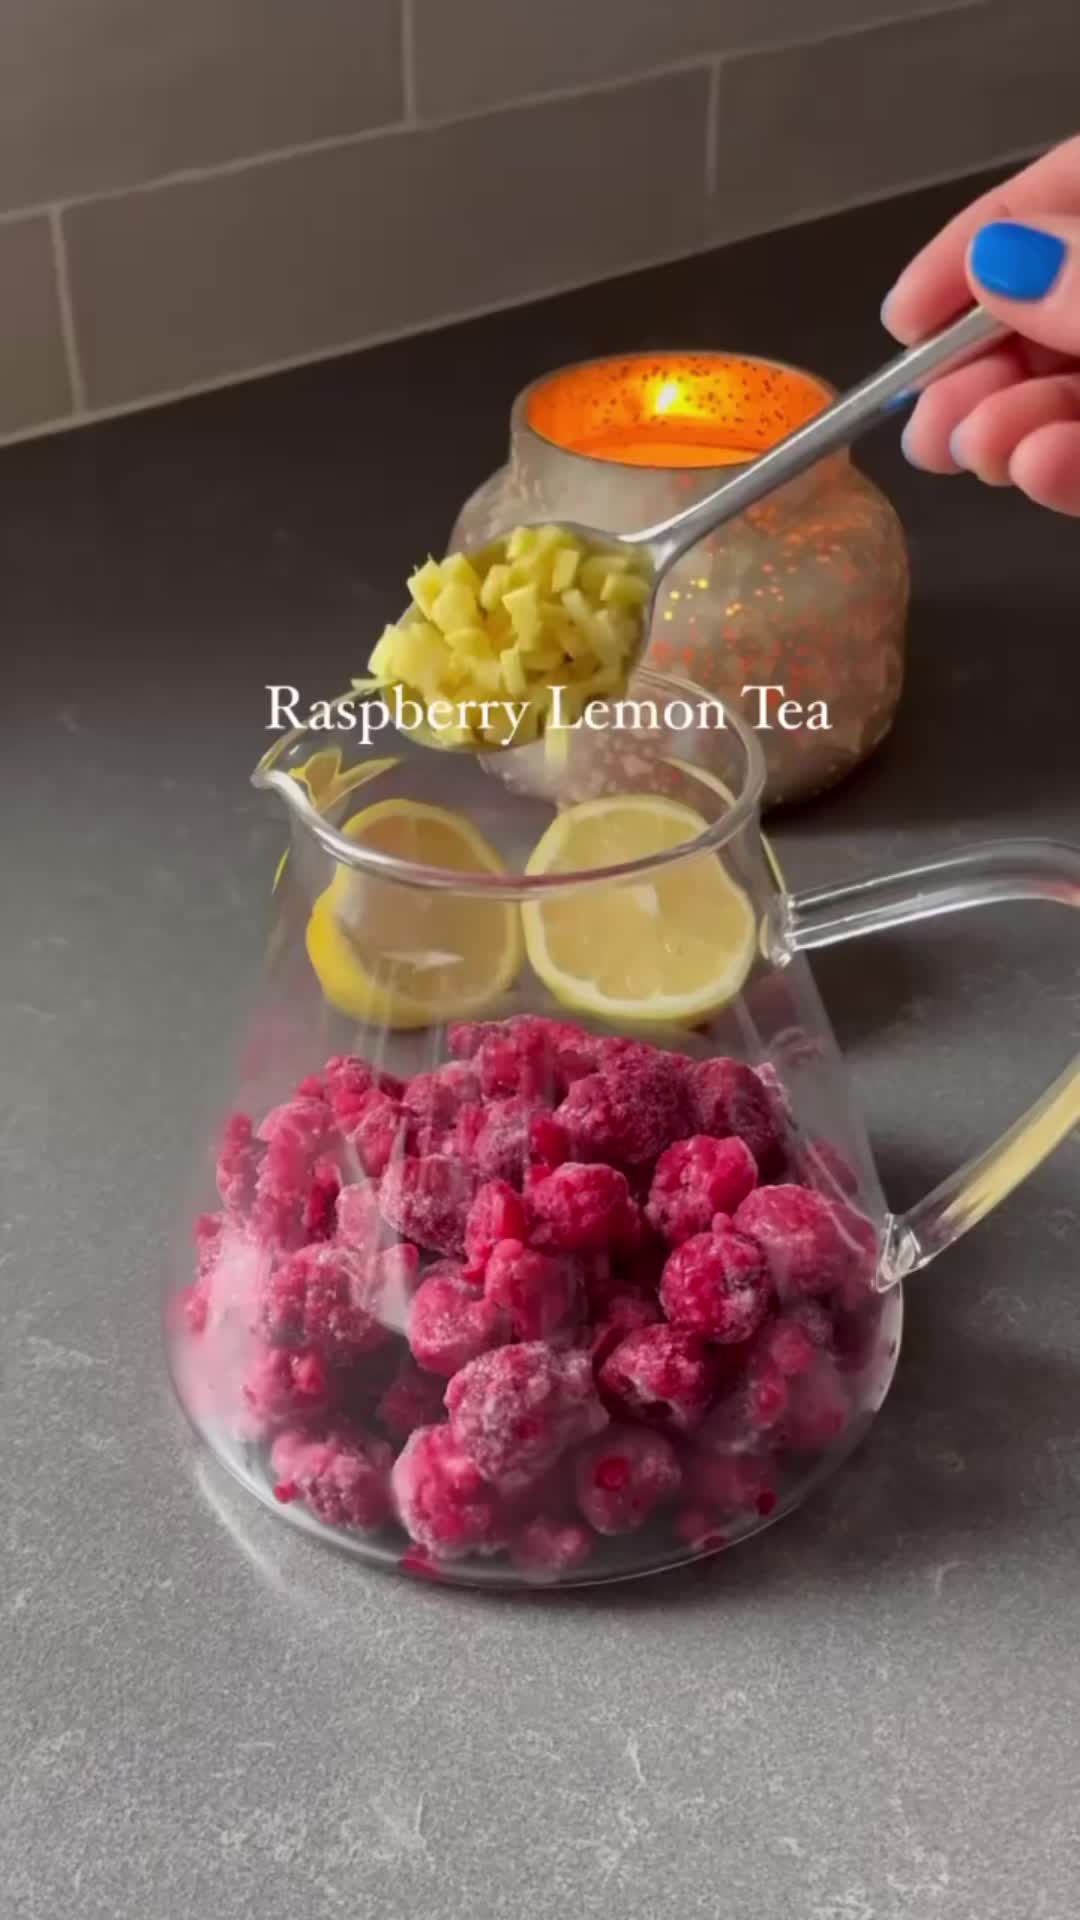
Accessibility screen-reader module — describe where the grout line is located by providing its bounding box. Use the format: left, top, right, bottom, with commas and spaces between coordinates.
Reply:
400, 0, 418, 124
0, 0, 998, 231
704, 60, 722, 201
48, 206, 87, 413
0, 138, 1044, 458
0, 60, 712, 223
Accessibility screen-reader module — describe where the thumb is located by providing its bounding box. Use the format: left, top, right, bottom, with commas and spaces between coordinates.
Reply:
967, 216, 1080, 355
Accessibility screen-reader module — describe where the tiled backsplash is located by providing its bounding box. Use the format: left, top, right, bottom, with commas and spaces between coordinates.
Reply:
0, 0, 1076, 442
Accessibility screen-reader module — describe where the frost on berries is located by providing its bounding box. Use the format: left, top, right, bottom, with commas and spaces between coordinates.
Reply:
446, 1342, 607, 1489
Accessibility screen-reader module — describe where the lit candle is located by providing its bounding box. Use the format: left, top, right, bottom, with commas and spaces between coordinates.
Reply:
526, 354, 828, 470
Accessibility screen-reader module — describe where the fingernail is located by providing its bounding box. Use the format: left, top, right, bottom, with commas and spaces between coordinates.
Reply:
880, 288, 898, 330
949, 428, 969, 470
970, 220, 1066, 301
900, 419, 920, 467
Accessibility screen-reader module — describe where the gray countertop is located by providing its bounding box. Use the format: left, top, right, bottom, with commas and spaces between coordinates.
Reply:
4, 173, 1080, 1919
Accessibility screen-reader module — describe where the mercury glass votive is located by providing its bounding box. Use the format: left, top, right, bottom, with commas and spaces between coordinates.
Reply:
449, 352, 910, 807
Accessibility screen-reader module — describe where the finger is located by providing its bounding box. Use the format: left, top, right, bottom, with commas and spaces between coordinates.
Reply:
882, 136, 1080, 342
950, 374, 1080, 485
899, 347, 1026, 472
966, 216, 1080, 355
1010, 420, 1080, 515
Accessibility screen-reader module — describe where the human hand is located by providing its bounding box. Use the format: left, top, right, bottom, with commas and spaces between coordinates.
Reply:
882, 136, 1080, 515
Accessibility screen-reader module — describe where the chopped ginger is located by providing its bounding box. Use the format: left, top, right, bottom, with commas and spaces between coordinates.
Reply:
361, 524, 652, 751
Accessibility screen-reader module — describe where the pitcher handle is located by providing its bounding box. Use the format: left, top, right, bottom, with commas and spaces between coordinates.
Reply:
780, 840, 1080, 1286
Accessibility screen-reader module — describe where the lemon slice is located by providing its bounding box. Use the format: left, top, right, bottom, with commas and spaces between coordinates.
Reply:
306, 800, 521, 1030
521, 795, 756, 1023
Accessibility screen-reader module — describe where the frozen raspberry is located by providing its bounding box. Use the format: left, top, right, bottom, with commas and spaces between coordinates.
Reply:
782, 1352, 850, 1452
475, 1029, 556, 1100
687, 1450, 776, 1517
831, 1299, 882, 1374
181, 1278, 210, 1334
734, 1185, 877, 1300
757, 1302, 834, 1379
529, 1162, 641, 1254
755, 1060, 794, 1131
694, 1353, 787, 1456
598, 1325, 714, 1435
556, 1055, 688, 1168
250, 1100, 336, 1251
403, 1064, 481, 1132
646, 1135, 758, 1245
366, 1240, 420, 1333
391, 1424, 506, 1558
588, 1290, 662, 1367
334, 1180, 380, 1253
446, 1342, 607, 1489
594, 1036, 663, 1073
261, 1242, 388, 1360
408, 1268, 506, 1377
794, 1136, 860, 1200
471, 1097, 568, 1186
326, 1053, 404, 1100
272, 1425, 392, 1531
575, 1426, 681, 1534
671, 1506, 728, 1552
257, 1095, 333, 1155
484, 1239, 579, 1341
447, 1020, 501, 1061
457, 1016, 598, 1086
743, 1357, 789, 1430
294, 1072, 327, 1100
379, 1153, 478, 1258
659, 1225, 768, 1344
194, 1209, 225, 1281
324, 1058, 372, 1129
350, 1088, 407, 1178
215, 1111, 262, 1215
553, 1075, 623, 1163
243, 1345, 335, 1427
463, 1180, 528, 1277
302, 1155, 341, 1241
324, 1056, 377, 1130
544, 1020, 602, 1084
686, 1059, 783, 1174
377, 1361, 447, 1442
510, 1517, 594, 1580
448, 1102, 485, 1163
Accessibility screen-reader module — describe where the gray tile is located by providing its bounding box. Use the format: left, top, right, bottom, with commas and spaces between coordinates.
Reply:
64, 70, 709, 410
709, 1, 1080, 240
0, 217, 73, 437
411, 0, 981, 118
0, 0, 402, 214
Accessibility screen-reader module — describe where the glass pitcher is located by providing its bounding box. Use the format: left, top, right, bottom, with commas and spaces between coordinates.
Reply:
167, 672, 1080, 1588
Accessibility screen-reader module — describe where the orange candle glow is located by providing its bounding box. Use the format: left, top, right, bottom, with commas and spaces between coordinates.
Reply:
525, 352, 830, 469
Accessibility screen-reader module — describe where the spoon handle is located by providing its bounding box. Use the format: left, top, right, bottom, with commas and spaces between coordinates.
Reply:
636, 306, 1010, 569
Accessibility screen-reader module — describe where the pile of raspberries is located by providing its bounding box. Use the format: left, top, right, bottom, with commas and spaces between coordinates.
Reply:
183, 1015, 882, 1581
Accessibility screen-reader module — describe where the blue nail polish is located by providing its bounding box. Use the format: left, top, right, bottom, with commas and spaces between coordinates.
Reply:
883, 389, 914, 415
970, 220, 1066, 301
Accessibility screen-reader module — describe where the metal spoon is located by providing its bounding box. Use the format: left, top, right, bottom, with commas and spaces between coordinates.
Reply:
593, 305, 1006, 582
380, 306, 1007, 750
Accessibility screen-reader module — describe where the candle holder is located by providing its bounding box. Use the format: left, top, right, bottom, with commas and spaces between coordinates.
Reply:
449, 352, 909, 808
